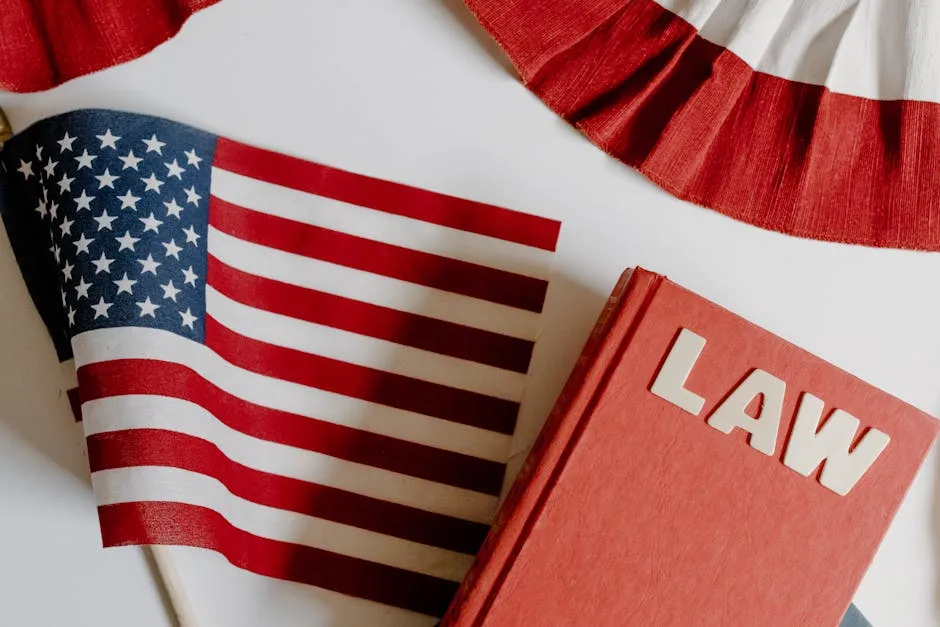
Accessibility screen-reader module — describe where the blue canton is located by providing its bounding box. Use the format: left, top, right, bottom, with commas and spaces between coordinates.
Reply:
1, 110, 216, 355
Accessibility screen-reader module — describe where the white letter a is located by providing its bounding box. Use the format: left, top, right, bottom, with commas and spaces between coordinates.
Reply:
706, 369, 785, 456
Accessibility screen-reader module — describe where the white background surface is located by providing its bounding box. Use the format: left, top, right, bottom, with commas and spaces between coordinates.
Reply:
0, 1, 938, 625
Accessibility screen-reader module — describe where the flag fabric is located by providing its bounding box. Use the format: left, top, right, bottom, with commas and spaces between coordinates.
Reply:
463, 0, 940, 251
0, 109, 560, 618
0, 0, 221, 92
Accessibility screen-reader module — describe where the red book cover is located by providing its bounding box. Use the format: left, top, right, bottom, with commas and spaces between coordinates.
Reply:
442, 268, 939, 627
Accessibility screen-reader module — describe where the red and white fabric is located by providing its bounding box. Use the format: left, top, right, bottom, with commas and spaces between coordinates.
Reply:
465, 0, 940, 250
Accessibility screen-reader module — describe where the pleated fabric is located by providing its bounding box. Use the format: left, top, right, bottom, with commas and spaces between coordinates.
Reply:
0, 0, 220, 92
465, 0, 940, 250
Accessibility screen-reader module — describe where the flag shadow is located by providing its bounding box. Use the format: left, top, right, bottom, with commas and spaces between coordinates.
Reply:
0, 225, 90, 487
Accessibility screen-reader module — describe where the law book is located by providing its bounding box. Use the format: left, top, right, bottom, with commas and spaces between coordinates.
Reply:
441, 268, 938, 627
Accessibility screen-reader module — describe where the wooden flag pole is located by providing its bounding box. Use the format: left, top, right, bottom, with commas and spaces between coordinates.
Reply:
146, 546, 200, 627
0, 110, 12, 144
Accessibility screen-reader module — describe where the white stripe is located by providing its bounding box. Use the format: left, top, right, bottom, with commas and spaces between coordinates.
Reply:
211, 167, 553, 280
84, 395, 497, 524
71, 328, 511, 463
207, 287, 526, 402
208, 226, 540, 341
93, 466, 475, 581
654, 0, 940, 101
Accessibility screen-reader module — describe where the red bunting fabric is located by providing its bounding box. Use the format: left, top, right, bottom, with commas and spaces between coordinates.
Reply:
0, 0, 220, 92
465, 0, 940, 251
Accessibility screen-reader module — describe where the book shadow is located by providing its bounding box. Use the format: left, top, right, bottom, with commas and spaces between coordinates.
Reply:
502, 272, 609, 486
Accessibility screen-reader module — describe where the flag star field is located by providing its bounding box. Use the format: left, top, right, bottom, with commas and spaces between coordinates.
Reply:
4, 111, 214, 345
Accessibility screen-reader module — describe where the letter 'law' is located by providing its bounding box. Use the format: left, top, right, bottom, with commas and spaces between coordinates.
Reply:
650, 328, 891, 496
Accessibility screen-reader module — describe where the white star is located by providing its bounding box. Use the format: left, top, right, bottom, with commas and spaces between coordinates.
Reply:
48, 201, 59, 220
139, 254, 161, 275
91, 251, 114, 274
141, 173, 164, 193
59, 217, 74, 237
51, 243, 61, 263
61, 260, 74, 281
74, 190, 94, 211
115, 231, 140, 251
91, 297, 112, 319
93, 210, 117, 231
74, 149, 97, 170
67, 306, 76, 327
184, 148, 203, 169
43, 158, 58, 178
142, 134, 167, 155
57, 132, 77, 153
35, 145, 43, 160
183, 186, 201, 206
181, 266, 199, 287
165, 159, 185, 180
179, 308, 197, 330
182, 225, 201, 246
117, 189, 141, 210
17, 159, 33, 179
57, 172, 74, 193
119, 150, 143, 171
161, 280, 181, 302
95, 168, 119, 189
163, 198, 184, 219
163, 239, 183, 260
97, 129, 120, 150
73, 232, 93, 255
113, 272, 137, 295
140, 213, 163, 234
75, 277, 92, 300
137, 296, 160, 318
34, 198, 47, 217
60, 289, 67, 308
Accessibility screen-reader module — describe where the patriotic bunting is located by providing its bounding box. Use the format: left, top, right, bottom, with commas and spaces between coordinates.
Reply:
464, 0, 940, 250
0, 0, 221, 92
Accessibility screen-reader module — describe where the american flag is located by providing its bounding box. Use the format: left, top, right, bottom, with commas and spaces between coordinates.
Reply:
0, 109, 560, 618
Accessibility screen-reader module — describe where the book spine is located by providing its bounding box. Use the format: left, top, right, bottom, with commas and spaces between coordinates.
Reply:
442, 268, 657, 626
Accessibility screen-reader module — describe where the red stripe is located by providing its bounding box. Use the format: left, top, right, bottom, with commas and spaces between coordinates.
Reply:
205, 316, 520, 435
207, 255, 534, 374
88, 429, 489, 555
98, 501, 459, 616
465, 0, 940, 252
213, 137, 560, 252
78, 359, 506, 495
209, 196, 549, 313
